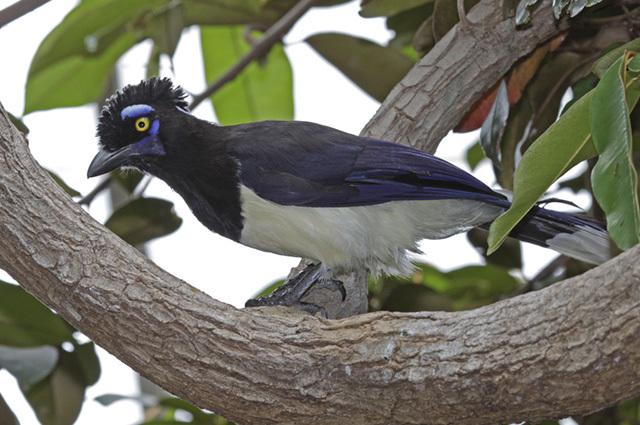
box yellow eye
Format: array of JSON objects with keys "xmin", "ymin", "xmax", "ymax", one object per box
[{"xmin": 134, "ymin": 117, "xmax": 150, "ymax": 132}]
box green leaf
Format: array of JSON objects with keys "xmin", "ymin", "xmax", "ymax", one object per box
[
  {"xmin": 148, "ymin": 2, "xmax": 184, "ymax": 57},
  {"xmin": 360, "ymin": 0, "xmax": 431, "ymax": 17},
  {"xmin": 25, "ymin": 32, "xmax": 139, "ymax": 114},
  {"xmin": 487, "ymin": 92, "xmax": 595, "ymax": 253},
  {"xmin": 105, "ymin": 197, "xmax": 182, "ymax": 245},
  {"xmin": 306, "ymin": 32, "xmax": 414, "ymax": 102},
  {"xmin": 480, "ymin": 80, "xmax": 509, "ymax": 170},
  {"xmin": 467, "ymin": 228, "xmax": 522, "ymax": 269},
  {"xmin": 0, "ymin": 281, "xmax": 74, "ymax": 347},
  {"xmin": 0, "ymin": 345, "xmax": 59, "ymax": 387},
  {"xmin": 432, "ymin": 0, "xmax": 479, "ymax": 40},
  {"xmin": 112, "ymin": 170, "xmax": 144, "ymax": 193},
  {"xmin": 28, "ymin": 0, "xmax": 166, "ymax": 77},
  {"xmin": 22, "ymin": 351, "xmax": 86, "ymax": 425},
  {"xmin": 465, "ymin": 141, "xmax": 485, "ymax": 171},
  {"xmin": 46, "ymin": 170, "xmax": 81, "ymax": 197},
  {"xmin": 590, "ymin": 55, "xmax": 640, "ymax": 249},
  {"xmin": 488, "ymin": 52, "xmax": 640, "ymax": 254},
  {"xmin": 421, "ymin": 264, "xmax": 520, "ymax": 299},
  {"xmin": 159, "ymin": 397, "xmax": 213, "ymax": 422},
  {"xmin": 592, "ymin": 38, "xmax": 640, "ymax": 78},
  {"xmin": 184, "ymin": 0, "xmax": 275, "ymax": 26},
  {"xmin": 95, "ymin": 393, "xmax": 151, "ymax": 406},
  {"xmin": 74, "ymin": 342, "xmax": 101, "ymax": 386},
  {"xmin": 200, "ymin": 26, "xmax": 293, "ymax": 125},
  {"xmin": 6, "ymin": 111, "xmax": 29, "ymax": 135}
]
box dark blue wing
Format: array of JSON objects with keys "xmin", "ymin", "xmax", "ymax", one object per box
[{"xmin": 226, "ymin": 121, "xmax": 507, "ymax": 208}]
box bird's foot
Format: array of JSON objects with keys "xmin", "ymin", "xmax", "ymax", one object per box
[{"xmin": 245, "ymin": 262, "xmax": 345, "ymax": 316}]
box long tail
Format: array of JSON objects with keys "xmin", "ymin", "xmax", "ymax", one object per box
[{"xmin": 506, "ymin": 207, "xmax": 610, "ymax": 265}]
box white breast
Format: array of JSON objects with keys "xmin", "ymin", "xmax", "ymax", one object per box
[{"xmin": 238, "ymin": 185, "xmax": 501, "ymax": 275}]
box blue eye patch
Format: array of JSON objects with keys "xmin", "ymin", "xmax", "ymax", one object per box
[{"xmin": 121, "ymin": 104, "xmax": 155, "ymax": 120}]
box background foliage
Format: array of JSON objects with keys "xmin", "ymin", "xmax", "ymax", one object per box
[{"xmin": 1, "ymin": 0, "xmax": 640, "ymax": 423}]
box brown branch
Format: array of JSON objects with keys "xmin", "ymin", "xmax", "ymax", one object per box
[
  {"xmin": 189, "ymin": 0, "xmax": 317, "ymax": 110},
  {"xmin": 361, "ymin": 0, "xmax": 567, "ymax": 153},
  {"xmin": 2, "ymin": 0, "xmax": 637, "ymax": 423},
  {"xmin": 0, "ymin": 101, "xmax": 639, "ymax": 424},
  {"xmin": 0, "ymin": 0, "xmax": 51, "ymax": 29}
]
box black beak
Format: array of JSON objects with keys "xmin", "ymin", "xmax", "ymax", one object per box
[{"xmin": 87, "ymin": 145, "xmax": 136, "ymax": 178}]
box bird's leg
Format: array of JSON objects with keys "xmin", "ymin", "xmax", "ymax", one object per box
[{"xmin": 245, "ymin": 262, "xmax": 346, "ymax": 316}]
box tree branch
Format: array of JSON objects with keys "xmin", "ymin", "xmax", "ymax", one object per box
[
  {"xmin": 361, "ymin": 0, "xmax": 566, "ymax": 153},
  {"xmin": 0, "ymin": 103, "xmax": 639, "ymax": 424},
  {"xmin": 0, "ymin": 0, "xmax": 51, "ymax": 29},
  {"xmin": 2, "ymin": 0, "xmax": 635, "ymax": 423},
  {"xmin": 189, "ymin": 0, "xmax": 317, "ymax": 110}
]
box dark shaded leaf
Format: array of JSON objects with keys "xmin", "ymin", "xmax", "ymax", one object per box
[
  {"xmin": 74, "ymin": 342, "xmax": 101, "ymax": 386},
  {"xmin": 467, "ymin": 228, "xmax": 522, "ymax": 269},
  {"xmin": 306, "ymin": 32, "xmax": 414, "ymax": 102},
  {"xmin": 160, "ymin": 397, "xmax": 213, "ymax": 422},
  {"xmin": 6, "ymin": 111, "xmax": 29, "ymax": 135},
  {"xmin": 480, "ymin": 80, "xmax": 509, "ymax": 170},
  {"xmin": 360, "ymin": 0, "xmax": 431, "ymax": 17},
  {"xmin": 386, "ymin": 3, "xmax": 433, "ymax": 53},
  {"xmin": 0, "ymin": 345, "xmax": 59, "ymax": 387},
  {"xmin": 382, "ymin": 284, "xmax": 456, "ymax": 312},
  {"xmin": 0, "ymin": 281, "xmax": 74, "ymax": 347},
  {"xmin": 105, "ymin": 197, "xmax": 182, "ymax": 245},
  {"xmin": 22, "ymin": 351, "xmax": 85, "ymax": 425},
  {"xmin": 46, "ymin": 170, "xmax": 81, "ymax": 197},
  {"xmin": 112, "ymin": 170, "xmax": 144, "ymax": 193},
  {"xmin": 95, "ymin": 393, "xmax": 152, "ymax": 406},
  {"xmin": 590, "ymin": 54, "xmax": 640, "ymax": 249},
  {"xmin": 184, "ymin": 0, "xmax": 277, "ymax": 26},
  {"xmin": 149, "ymin": 2, "xmax": 184, "ymax": 57},
  {"xmin": 432, "ymin": 0, "xmax": 478, "ymax": 40},
  {"xmin": 201, "ymin": 26, "xmax": 293, "ymax": 125},
  {"xmin": 465, "ymin": 141, "xmax": 485, "ymax": 171}
]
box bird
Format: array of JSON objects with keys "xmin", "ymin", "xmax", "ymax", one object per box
[{"xmin": 88, "ymin": 78, "xmax": 610, "ymax": 311}]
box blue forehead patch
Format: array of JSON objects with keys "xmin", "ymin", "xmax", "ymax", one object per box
[{"xmin": 121, "ymin": 104, "xmax": 155, "ymax": 120}]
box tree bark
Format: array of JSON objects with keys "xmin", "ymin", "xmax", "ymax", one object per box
[
  {"xmin": 1, "ymin": 1, "xmax": 637, "ymax": 424},
  {"xmin": 0, "ymin": 107, "xmax": 639, "ymax": 425}
]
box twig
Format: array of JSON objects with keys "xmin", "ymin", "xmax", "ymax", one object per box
[
  {"xmin": 189, "ymin": 0, "xmax": 317, "ymax": 109},
  {"xmin": 0, "ymin": 0, "xmax": 51, "ymax": 29},
  {"xmin": 78, "ymin": 177, "xmax": 111, "ymax": 206},
  {"xmin": 457, "ymin": 0, "xmax": 472, "ymax": 27}
]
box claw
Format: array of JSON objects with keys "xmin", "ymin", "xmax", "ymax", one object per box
[{"xmin": 245, "ymin": 263, "xmax": 346, "ymax": 314}]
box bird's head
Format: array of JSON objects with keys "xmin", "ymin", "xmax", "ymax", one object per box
[{"xmin": 88, "ymin": 77, "xmax": 190, "ymax": 178}]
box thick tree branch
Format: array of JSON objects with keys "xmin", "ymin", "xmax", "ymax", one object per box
[
  {"xmin": 0, "ymin": 104, "xmax": 639, "ymax": 425},
  {"xmin": 1, "ymin": 0, "xmax": 637, "ymax": 423},
  {"xmin": 361, "ymin": 0, "xmax": 566, "ymax": 152}
]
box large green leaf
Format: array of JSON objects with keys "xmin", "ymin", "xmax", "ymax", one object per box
[
  {"xmin": 74, "ymin": 342, "xmax": 101, "ymax": 386},
  {"xmin": 592, "ymin": 38, "xmax": 640, "ymax": 78},
  {"xmin": 184, "ymin": 0, "xmax": 275, "ymax": 26},
  {"xmin": 487, "ymin": 62, "xmax": 640, "ymax": 254},
  {"xmin": 590, "ymin": 54, "xmax": 640, "ymax": 249},
  {"xmin": 0, "ymin": 345, "xmax": 59, "ymax": 387},
  {"xmin": 360, "ymin": 0, "xmax": 432, "ymax": 17},
  {"xmin": 29, "ymin": 0, "xmax": 166, "ymax": 77},
  {"xmin": 25, "ymin": 32, "xmax": 139, "ymax": 114},
  {"xmin": 22, "ymin": 351, "xmax": 86, "ymax": 425},
  {"xmin": 0, "ymin": 281, "xmax": 74, "ymax": 347},
  {"xmin": 306, "ymin": 32, "xmax": 414, "ymax": 102},
  {"xmin": 200, "ymin": 26, "xmax": 293, "ymax": 125},
  {"xmin": 105, "ymin": 197, "xmax": 182, "ymax": 245}
]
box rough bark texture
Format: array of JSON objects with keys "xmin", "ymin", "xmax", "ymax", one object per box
[
  {"xmin": 1, "ymin": 102, "xmax": 640, "ymax": 425},
  {"xmin": 362, "ymin": 0, "xmax": 566, "ymax": 153},
  {"xmin": 301, "ymin": 0, "xmax": 567, "ymax": 317},
  {"xmin": 1, "ymin": 1, "xmax": 638, "ymax": 423}
]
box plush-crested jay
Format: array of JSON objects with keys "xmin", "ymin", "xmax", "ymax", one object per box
[{"xmin": 88, "ymin": 78, "xmax": 609, "ymax": 310}]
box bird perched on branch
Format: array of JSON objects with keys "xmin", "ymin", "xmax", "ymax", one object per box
[{"xmin": 88, "ymin": 78, "xmax": 609, "ymax": 311}]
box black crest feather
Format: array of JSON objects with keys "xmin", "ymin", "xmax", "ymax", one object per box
[{"xmin": 96, "ymin": 78, "xmax": 188, "ymax": 151}]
